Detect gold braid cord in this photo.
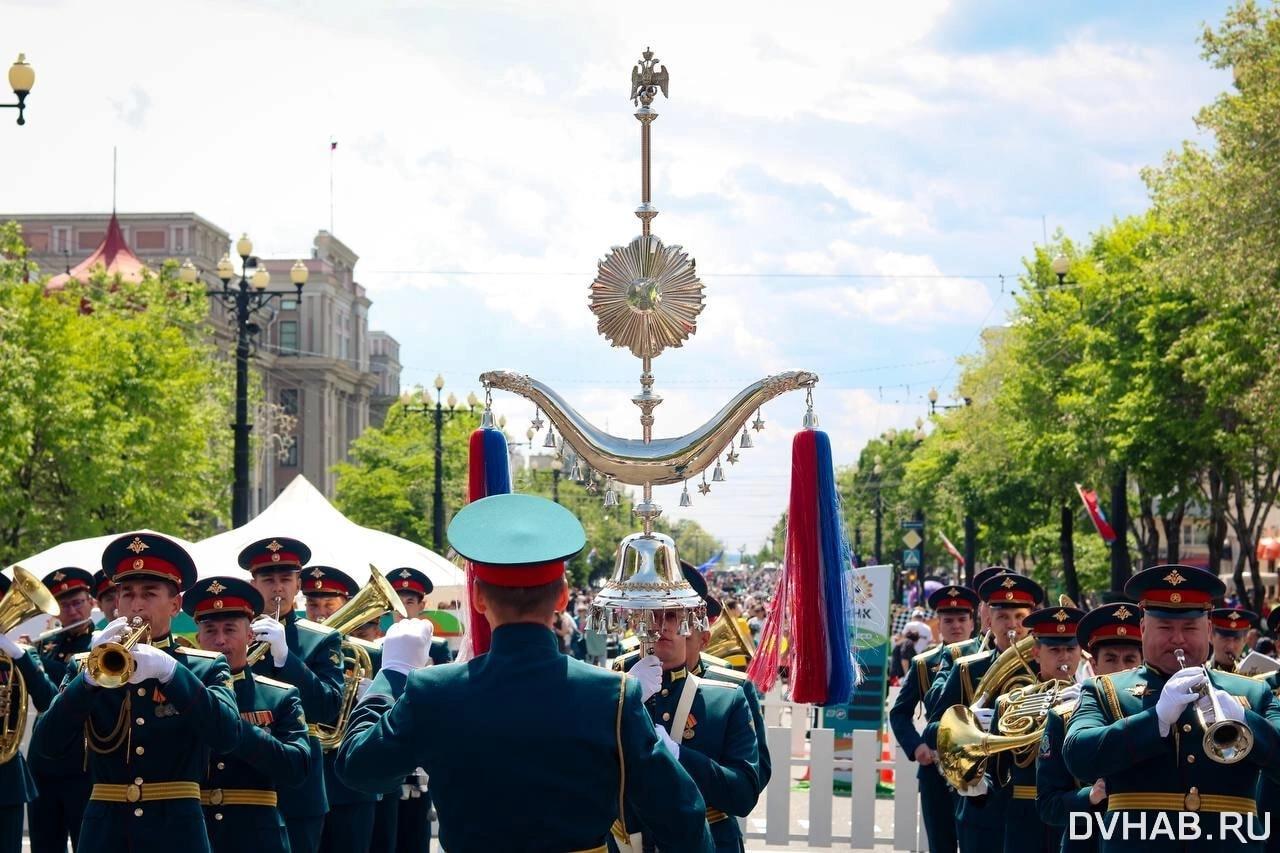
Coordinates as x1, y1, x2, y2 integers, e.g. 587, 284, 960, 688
84, 694, 132, 769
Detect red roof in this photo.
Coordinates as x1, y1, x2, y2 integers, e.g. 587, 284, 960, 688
46, 213, 148, 292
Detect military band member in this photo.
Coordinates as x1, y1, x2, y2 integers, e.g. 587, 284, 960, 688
1208, 607, 1258, 672
337, 493, 714, 852
0, 573, 59, 853
28, 566, 98, 853
1259, 609, 1280, 853
889, 583, 979, 853
32, 532, 241, 853
975, 603, 1084, 853
94, 569, 118, 626
924, 573, 1043, 853
920, 567, 1013, 715
1064, 566, 1280, 852
385, 566, 438, 853
241, 537, 344, 853
1038, 601, 1144, 852
186, 576, 310, 853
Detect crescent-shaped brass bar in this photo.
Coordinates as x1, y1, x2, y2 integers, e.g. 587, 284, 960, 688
480, 369, 818, 486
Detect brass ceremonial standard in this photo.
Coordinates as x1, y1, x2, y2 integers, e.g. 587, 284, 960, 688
85, 616, 151, 689
0, 566, 60, 762
312, 566, 407, 751
479, 48, 819, 654
1174, 647, 1252, 764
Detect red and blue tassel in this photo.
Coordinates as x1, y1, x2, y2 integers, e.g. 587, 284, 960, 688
463, 426, 511, 657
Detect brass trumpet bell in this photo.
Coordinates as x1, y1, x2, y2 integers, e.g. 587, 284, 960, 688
0, 566, 60, 634
588, 532, 706, 646
85, 617, 151, 689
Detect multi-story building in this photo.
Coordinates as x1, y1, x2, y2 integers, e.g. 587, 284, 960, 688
8, 211, 400, 520
369, 331, 402, 427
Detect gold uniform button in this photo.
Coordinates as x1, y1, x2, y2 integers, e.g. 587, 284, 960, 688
135, 717, 145, 726
214, 813, 223, 821
1187, 755, 1196, 764
133, 808, 143, 817
661, 689, 669, 697
135, 746, 144, 756
1182, 724, 1192, 733
216, 762, 225, 770
137, 688, 147, 697
134, 777, 143, 786
662, 712, 671, 721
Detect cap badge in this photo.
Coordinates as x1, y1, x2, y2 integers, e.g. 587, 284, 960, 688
314, 580, 324, 590
1004, 591, 1014, 601
946, 587, 959, 597
132, 559, 144, 570
126, 537, 149, 554
1001, 578, 1017, 589
1163, 569, 1187, 587
1117, 626, 1128, 635
213, 599, 224, 609
1056, 624, 1067, 633
1227, 611, 1241, 621
207, 580, 227, 595
266, 540, 284, 553
309, 568, 326, 578
1053, 609, 1070, 622
52, 571, 66, 582
399, 569, 412, 578
1114, 606, 1133, 621
1169, 592, 1182, 603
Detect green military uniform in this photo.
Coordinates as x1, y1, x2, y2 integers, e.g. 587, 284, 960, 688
183, 575, 312, 853
890, 584, 980, 853
321, 623, 384, 853
336, 493, 714, 852
693, 657, 771, 788
32, 532, 242, 853
239, 537, 345, 853
924, 573, 1044, 853
1260, 611, 1280, 853
1064, 566, 1280, 852
28, 566, 98, 853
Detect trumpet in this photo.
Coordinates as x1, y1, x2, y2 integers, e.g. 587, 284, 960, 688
85, 617, 151, 689
245, 596, 285, 667
1174, 648, 1252, 764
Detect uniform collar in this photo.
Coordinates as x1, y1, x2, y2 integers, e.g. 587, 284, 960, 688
231, 668, 250, 683
152, 633, 175, 650
488, 622, 560, 657
661, 666, 688, 687
689, 660, 705, 677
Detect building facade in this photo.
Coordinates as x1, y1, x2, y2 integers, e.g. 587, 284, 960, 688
8, 212, 400, 520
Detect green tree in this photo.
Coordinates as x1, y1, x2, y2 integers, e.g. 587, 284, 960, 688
0, 223, 233, 562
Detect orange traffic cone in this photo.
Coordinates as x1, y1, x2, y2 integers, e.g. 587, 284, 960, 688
879, 729, 894, 784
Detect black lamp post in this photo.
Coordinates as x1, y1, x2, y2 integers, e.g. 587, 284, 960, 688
927, 389, 976, 581
3, 54, 34, 125
184, 239, 309, 528
405, 378, 483, 552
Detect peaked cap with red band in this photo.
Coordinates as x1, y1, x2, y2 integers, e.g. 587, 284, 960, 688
1125, 564, 1223, 619
91, 569, 114, 599
238, 537, 312, 574
448, 493, 586, 588
1023, 605, 1085, 646
300, 565, 359, 598
1209, 607, 1258, 635
182, 575, 264, 621
1077, 602, 1143, 649
386, 566, 433, 597
41, 566, 94, 600
971, 566, 1014, 595
977, 573, 1043, 609
928, 584, 979, 613
102, 532, 199, 591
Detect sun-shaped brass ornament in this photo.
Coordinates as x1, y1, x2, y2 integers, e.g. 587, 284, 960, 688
589, 234, 703, 359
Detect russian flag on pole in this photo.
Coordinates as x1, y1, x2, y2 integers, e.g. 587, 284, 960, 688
939, 531, 965, 565
747, 429, 855, 706
1076, 483, 1117, 544
462, 427, 511, 657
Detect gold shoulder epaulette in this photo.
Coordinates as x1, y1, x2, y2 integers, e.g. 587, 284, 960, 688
254, 674, 294, 691
699, 679, 736, 689
175, 636, 195, 648
700, 652, 732, 668
705, 664, 748, 683
913, 645, 945, 665
175, 647, 221, 659
955, 649, 991, 667
612, 650, 640, 672
295, 619, 338, 636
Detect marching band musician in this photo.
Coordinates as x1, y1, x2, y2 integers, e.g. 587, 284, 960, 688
240, 537, 343, 853
0, 573, 59, 853
337, 493, 714, 852
1063, 566, 1280, 852
32, 532, 241, 853
1208, 607, 1258, 672
920, 567, 1014, 714
303, 565, 382, 853
1259, 610, 1280, 853
94, 569, 118, 625
1038, 601, 1144, 852
973, 602, 1085, 853
889, 583, 979, 853
28, 566, 98, 853
923, 573, 1044, 853
186, 576, 310, 853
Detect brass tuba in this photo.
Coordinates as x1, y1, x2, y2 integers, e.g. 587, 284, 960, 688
0, 566, 61, 763
705, 613, 755, 670
85, 617, 151, 689
312, 566, 407, 751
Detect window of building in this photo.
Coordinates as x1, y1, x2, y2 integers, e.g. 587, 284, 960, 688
281, 297, 298, 311
279, 320, 299, 354
78, 230, 105, 250
279, 388, 299, 415
135, 230, 166, 250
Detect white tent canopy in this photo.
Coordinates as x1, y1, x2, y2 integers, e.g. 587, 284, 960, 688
194, 474, 466, 604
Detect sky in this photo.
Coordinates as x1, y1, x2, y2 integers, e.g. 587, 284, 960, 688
1, 0, 1232, 552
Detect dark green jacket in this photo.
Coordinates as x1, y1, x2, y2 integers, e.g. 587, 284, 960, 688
0, 648, 57, 805
920, 634, 988, 721
29, 627, 93, 778
889, 643, 947, 770
205, 669, 310, 853
33, 636, 240, 853
986, 683, 1060, 853
323, 637, 384, 807
693, 653, 772, 789
1037, 705, 1100, 853
336, 623, 714, 853
250, 614, 342, 819
1064, 663, 1280, 852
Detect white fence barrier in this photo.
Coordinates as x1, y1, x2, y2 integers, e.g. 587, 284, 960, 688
749, 690, 928, 850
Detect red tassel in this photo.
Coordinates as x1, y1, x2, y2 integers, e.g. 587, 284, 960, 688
465, 430, 493, 656
786, 431, 828, 704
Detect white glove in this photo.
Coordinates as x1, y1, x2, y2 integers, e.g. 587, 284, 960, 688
92, 617, 130, 648
382, 618, 433, 675
1056, 683, 1082, 706
957, 778, 988, 797
1209, 688, 1245, 724
127, 643, 178, 685
631, 654, 663, 702
0, 633, 21, 658
356, 677, 373, 700
654, 723, 680, 760
1156, 667, 1206, 736
973, 707, 995, 733
251, 616, 289, 668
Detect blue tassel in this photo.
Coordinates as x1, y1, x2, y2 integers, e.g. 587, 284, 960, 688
481, 428, 511, 496
815, 431, 855, 705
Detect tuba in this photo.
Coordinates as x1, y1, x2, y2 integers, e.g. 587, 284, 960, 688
312, 566, 407, 751
705, 612, 755, 670
0, 566, 61, 763
85, 617, 151, 689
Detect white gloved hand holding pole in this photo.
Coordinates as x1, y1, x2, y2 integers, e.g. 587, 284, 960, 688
251, 615, 289, 668
1156, 667, 1206, 737
631, 654, 663, 702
